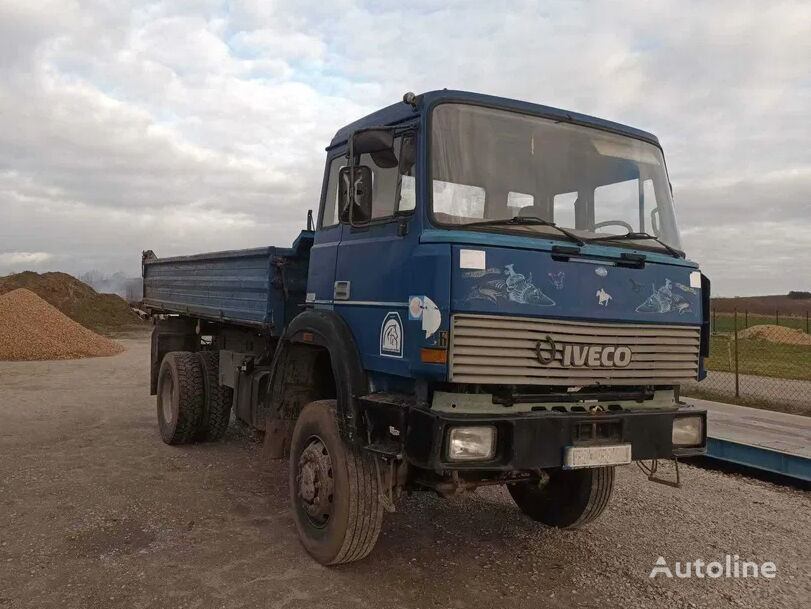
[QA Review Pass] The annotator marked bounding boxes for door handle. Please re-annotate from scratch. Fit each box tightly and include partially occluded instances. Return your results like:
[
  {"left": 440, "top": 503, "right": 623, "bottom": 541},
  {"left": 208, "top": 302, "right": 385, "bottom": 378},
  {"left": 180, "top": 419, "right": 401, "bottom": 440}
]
[{"left": 334, "top": 281, "right": 350, "bottom": 300}]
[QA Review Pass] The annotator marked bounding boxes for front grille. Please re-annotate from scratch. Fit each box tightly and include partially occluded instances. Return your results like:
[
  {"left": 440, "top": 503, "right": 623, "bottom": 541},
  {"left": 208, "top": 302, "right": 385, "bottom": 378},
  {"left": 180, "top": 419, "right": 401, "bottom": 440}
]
[{"left": 449, "top": 314, "right": 700, "bottom": 386}]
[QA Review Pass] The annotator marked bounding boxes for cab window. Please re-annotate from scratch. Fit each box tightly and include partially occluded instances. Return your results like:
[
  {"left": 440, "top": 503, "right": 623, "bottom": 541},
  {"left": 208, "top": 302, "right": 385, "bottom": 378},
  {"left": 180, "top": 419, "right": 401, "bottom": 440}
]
[
  {"left": 342, "top": 133, "right": 417, "bottom": 224},
  {"left": 321, "top": 156, "right": 345, "bottom": 228}
]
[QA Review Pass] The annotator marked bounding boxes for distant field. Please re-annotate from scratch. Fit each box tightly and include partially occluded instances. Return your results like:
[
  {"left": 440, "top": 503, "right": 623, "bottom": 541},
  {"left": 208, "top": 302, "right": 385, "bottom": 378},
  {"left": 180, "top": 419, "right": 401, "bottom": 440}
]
[
  {"left": 711, "top": 312, "right": 809, "bottom": 333},
  {"left": 712, "top": 294, "right": 811, "bottom": 316},
  {"left": 705, "top": 335, "right": 811, "bottom": 381}
]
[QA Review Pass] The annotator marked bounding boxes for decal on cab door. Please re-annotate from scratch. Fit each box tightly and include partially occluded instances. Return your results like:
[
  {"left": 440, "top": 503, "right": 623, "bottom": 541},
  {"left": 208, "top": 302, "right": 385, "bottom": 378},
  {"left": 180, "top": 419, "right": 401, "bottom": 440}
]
[{"left": 379, "top": 312, "right": 403, "bottom": 358}]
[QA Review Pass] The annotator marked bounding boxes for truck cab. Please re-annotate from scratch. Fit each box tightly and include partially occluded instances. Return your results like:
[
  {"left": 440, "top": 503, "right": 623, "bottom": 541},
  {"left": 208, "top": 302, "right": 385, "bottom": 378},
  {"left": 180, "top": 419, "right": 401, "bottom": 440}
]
[{"left": 144, "top": 89, "right": 709, "bottom": 566}]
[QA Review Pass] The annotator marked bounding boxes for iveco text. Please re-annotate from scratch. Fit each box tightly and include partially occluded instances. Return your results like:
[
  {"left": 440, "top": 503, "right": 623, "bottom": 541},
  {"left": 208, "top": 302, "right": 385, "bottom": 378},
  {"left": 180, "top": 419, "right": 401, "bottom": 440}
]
[{"left": 535, "top": 336, "right": 634, "bottom": 368}]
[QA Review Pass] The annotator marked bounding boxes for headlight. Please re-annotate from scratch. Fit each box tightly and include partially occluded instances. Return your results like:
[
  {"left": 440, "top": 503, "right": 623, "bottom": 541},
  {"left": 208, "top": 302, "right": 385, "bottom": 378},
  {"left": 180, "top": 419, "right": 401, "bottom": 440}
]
[
  {"left": 672, "top": 415, "right": 703, "bottom": 446},
  {"left": 447, "top": 426, "right": 496, "bottom": 461}
]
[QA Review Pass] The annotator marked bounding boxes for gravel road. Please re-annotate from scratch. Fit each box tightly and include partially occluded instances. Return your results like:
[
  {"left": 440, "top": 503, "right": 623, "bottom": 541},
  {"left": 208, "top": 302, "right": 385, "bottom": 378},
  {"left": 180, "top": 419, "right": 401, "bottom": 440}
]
[{"left": 0, "top": 336, "right": 808, "bottom": 608}]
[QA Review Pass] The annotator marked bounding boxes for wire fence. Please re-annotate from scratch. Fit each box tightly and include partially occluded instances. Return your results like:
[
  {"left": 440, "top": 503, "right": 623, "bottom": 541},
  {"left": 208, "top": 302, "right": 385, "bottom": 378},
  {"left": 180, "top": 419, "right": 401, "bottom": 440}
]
[
  {"left": 682, "top": 310, "right": 811, "bottom": 416},
  {"left": 709, "top": 309, "right": 811, "bottom": 334}
]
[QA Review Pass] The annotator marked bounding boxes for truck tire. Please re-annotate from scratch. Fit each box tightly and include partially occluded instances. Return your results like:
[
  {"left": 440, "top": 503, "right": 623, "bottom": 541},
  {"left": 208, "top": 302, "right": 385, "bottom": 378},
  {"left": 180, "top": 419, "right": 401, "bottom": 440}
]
[
  {"left": 289, "top": 399, "right": 384, "bottom": 565},
  {"left": 156, "top": 351, "right": 204, "bottom": 445},
  {"left": 195, "top": 351, "right": 233, "bottom": 442},
  {"left": 508, "top": 466, "right": 615, "bottom": 529}
]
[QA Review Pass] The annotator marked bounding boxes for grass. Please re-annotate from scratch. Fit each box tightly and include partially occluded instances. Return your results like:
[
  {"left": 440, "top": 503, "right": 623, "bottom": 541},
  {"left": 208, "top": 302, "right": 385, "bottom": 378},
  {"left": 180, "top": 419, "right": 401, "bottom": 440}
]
[
  {"left": 705, "top": 335, "right": 811, "bottom": 381},
  {"left": 711, "top": 312, "right": 810, "bottom": 334}
]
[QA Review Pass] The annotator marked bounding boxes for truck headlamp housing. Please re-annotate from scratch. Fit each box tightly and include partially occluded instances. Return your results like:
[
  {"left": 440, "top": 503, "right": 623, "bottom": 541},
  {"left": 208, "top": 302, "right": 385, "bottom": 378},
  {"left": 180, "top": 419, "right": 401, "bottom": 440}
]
[
  {"left": 447, "top": 426, "right": 496, "bottom": 461},
  {"left": 672, "top": 415, "right": 704, "bottom": 447}
]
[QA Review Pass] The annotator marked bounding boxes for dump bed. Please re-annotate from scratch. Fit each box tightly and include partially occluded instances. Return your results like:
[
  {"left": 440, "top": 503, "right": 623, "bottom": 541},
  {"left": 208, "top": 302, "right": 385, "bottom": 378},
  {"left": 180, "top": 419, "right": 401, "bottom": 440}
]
[{"left": 142, "top": 231, "right": 313, "bottom": 333}]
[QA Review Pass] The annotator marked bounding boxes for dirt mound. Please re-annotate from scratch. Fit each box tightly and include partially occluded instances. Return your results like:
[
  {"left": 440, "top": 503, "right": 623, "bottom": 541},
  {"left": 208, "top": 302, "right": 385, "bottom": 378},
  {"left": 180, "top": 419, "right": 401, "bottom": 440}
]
[
  {"left": 0, "top": 271, "right": 144, "bottom": 335},
  {"left": 0, "top": 289, "right": 125, "bottom": 361},
  {"left": 738, "top": 324, "right": 811, "bottom": 346}
]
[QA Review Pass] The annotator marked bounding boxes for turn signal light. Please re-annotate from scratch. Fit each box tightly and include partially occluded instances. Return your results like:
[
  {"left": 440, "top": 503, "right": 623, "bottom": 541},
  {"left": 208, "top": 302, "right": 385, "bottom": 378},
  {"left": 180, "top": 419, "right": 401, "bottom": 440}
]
[{"left": 420, "top": 348, "right": 447, "bottom": 364}]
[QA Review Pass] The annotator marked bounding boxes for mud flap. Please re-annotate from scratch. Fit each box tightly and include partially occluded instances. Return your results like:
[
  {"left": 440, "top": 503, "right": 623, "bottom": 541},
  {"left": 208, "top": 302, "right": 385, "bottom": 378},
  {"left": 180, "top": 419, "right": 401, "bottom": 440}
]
[{"left": 263, "top": 414, "right": 294, "bottom": 462}]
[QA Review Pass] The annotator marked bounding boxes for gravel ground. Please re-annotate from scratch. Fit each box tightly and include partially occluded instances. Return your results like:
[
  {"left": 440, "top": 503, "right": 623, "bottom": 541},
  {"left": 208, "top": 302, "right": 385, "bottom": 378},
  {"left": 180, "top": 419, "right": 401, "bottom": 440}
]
[{"left": 0, "top": 336, "right": 808, "bottom": 608}]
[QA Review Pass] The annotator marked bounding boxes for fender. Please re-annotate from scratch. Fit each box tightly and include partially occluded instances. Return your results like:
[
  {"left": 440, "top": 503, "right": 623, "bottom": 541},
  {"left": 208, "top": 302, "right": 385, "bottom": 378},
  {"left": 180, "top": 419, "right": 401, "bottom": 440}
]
[
  {"left": 698, "top": 273, "right": 711, "bottom": 381},
  {"left": 149, "top": 317, "right": 197, "bottom": 394},
  {"left": 266, "top": 309, "right": 368, "bottom": 445}
]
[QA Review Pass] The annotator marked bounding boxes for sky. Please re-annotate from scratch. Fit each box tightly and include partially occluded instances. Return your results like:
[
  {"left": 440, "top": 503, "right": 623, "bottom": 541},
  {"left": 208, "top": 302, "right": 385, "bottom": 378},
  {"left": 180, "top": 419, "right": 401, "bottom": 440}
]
[{"left": 0, "top": 0, "right": 809, "bottom": 297}]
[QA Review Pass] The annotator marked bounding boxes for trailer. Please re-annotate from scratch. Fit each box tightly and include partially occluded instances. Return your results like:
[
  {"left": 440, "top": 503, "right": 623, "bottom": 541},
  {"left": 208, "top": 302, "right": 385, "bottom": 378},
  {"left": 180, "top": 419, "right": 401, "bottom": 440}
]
[{"left": 143, "top": 89, "right": 710, "bottom": 565}]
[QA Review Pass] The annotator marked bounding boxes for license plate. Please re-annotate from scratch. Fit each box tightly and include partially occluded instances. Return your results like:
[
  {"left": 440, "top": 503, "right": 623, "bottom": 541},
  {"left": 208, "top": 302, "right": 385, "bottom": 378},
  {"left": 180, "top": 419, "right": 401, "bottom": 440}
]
[{"left": 563, "top": 444, "right": 632, "bottom": 469}]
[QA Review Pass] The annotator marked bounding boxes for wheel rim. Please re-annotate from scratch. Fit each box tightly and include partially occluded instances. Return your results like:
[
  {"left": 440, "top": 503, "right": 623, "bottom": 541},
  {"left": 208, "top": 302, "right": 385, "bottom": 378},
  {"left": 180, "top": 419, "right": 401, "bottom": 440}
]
[
  {"left": 296, "top": 436, "right": 334, "bottom": 528},
  {"left": 160, "top": 374, "right": 175, "bottom": 425}
]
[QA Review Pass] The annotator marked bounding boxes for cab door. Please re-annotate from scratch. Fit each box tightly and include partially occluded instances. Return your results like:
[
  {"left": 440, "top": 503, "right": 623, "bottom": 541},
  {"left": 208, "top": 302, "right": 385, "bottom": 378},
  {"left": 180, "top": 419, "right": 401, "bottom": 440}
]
[
  {"left": 333, "top": 132, "right": 419, "bottom": 376},
  {"left": 306, "top": 153, "right": 346, "bottom": 305}
]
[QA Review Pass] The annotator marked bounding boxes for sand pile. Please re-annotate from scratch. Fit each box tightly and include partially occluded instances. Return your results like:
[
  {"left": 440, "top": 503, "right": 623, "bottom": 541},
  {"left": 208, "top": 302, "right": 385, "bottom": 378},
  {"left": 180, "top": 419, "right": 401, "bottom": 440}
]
[
  {"left": 0, "top": 289, "right": 125, "bottom": 361},
  {"left": 738, "top": 324, "right": 811, "bottom": 346},
  {"left": 0, "top": 271, "right": 143, "bottom": 335}
]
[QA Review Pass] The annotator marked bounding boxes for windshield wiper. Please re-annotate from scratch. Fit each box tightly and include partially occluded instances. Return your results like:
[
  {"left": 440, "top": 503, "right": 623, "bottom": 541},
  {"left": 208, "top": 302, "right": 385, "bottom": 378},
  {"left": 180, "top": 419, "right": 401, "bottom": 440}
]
[
  {"left": 585, "top": 231, "right": 684, "bottom": 258},
  {"left": 462, "top": 216, "right": 585, "bottom": 246}
]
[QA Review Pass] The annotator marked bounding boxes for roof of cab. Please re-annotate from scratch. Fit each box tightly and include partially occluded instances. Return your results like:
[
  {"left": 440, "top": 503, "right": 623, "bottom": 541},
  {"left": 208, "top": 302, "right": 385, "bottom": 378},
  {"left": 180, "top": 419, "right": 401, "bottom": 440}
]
[{"left": 329, "top": 89, "right": 660, "bottom": 149}]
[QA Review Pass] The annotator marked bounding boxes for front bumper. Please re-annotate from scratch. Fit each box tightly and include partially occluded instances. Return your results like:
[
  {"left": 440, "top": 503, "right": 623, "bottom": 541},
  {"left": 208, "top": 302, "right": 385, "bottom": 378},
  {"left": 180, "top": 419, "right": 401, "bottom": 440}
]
[{"left": 404, "top": 407, "right": 706, "bottom": 471}]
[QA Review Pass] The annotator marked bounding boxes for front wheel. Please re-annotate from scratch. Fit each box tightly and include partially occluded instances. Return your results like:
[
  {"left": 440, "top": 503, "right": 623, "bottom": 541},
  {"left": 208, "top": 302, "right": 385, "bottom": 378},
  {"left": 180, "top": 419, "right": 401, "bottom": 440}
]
[
  {"left": 508, "top": 466, "right": 615, "bottom": 529},
  {"left": 289, "top": 400, "right": 384, "bottom": 565}
]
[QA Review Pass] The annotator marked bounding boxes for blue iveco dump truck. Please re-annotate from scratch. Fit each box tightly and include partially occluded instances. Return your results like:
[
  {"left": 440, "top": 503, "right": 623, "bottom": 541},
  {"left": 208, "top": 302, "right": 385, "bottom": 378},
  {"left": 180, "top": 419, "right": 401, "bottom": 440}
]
[{"left": 142, "top": 90, "right": 710, "bottom": 565}]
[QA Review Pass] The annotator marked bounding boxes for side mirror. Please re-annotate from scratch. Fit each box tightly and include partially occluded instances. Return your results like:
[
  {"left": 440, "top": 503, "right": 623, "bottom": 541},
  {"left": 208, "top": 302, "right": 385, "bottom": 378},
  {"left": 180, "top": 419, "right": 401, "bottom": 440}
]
[
  {"left": 338, "top": 166, "right": 373, "bottom": 224},
  {"left": 352, "top": 127, "right": 398, "bottom": 169},
  {"left": 352, "top": 128, "right": 394, "bottom": 155}
]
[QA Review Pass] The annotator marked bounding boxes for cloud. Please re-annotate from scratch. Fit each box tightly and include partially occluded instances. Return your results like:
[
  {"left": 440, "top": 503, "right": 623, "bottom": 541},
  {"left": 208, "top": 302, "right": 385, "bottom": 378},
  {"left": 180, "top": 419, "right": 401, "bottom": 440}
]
[
  {"left": 0, "top": 251, "right": 54, "bottom": 272},
  {"left": 0, "top": 0, "right": 808, "bottom": 296}
]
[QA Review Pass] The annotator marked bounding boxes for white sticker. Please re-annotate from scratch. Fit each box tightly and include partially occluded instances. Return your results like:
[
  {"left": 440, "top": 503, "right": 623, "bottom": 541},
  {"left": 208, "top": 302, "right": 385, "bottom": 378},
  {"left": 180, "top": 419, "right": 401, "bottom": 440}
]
[
  {"left": 408, "top": 295, "right": 442, "bottom": 338},
  {"left": 596, "top": 288, "right": 613, "bottom": 306},
  {"left": 305, "top": 292, "right": 315, "bottom": 303},
  {"left": 379, "top": 312, "right": 403, "bottom": 358},
  {"left": 689, "top": 271, "right": 702, "bottom": 289},
  {"left": 421, "top": 296, "right": 441, "bottom": 338},
  {"left": 460, "top": 249, "right": 486, "bottom": 270}
]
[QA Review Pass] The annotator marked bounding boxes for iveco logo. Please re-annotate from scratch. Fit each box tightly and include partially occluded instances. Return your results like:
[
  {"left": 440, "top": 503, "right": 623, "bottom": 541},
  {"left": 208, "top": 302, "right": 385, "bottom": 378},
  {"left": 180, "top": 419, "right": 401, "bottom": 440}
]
[{"left": 535, "top": 335, "right": 633, "bottom": 368}]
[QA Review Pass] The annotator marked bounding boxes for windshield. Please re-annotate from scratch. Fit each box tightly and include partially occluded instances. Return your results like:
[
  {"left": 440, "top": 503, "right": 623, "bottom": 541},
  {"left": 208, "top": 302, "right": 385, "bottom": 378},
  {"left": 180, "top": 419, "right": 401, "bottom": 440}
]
[{"left": 430, "top": 103, "right": 682, "bottom": 252}]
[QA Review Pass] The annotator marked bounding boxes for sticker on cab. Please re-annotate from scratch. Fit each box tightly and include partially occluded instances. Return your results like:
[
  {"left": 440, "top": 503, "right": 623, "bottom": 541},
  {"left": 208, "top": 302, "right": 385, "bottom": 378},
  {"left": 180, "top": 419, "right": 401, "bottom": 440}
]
[
  {"left": 408, "top": 295, "right": 442, "bottom": 339},
  {"left": 380, "top": 312, "right": 403, "bottom": 358},
  {"left": 460, "top": 249, "right": 486, "bottom": 270},
  {"left": 408, "top": 296, "right": 423, "bottom": 320}
]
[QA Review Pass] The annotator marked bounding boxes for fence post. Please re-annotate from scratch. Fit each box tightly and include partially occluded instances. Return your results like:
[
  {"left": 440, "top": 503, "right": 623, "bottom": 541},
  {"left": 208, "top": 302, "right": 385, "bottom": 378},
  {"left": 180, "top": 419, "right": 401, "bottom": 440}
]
[
  {"left": 775, "top": 309, "right": 779, "bottom": 326},
  {"left": 745, "top": 310, "right": 748, "bottom": 328},
  {"left": 712, "top": 309, "right": 717, "bottom": 333},
  {"left": 806, "top": 311, "right": 809, "bottom": 334},
  {"left": 734, "top": 310, "right": 740, "bottom": 398}
]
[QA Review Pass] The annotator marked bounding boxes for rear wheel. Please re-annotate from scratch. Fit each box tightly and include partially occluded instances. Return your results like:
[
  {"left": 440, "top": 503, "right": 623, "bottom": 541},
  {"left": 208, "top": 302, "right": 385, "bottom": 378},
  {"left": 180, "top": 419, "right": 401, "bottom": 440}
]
[
  {"left": 289, "top": 400, "right": 384, "bottom": 565},
  {"left": 508, "top": 466, "right": 615, "bottom": 529},
  {"left": 156, "top": 352, "right": 204, "bottom": 445},
  {"left": 195, "top": 351, "right": 233, "bottom": 441}
]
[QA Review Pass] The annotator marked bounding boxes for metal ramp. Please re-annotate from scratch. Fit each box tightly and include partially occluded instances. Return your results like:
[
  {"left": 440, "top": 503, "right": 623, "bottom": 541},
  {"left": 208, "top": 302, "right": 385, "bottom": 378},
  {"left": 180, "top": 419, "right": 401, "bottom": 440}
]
[{"left": 688, "top": 398, "right": 811, "bottom": 482}]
